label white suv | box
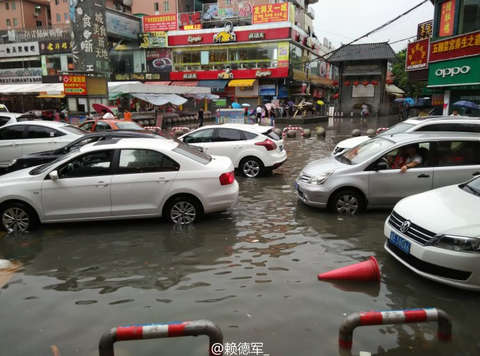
[333,116,480,155]
[180,124,287,178]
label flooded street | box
[0,116,479,356]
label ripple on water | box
[195,295,236,303]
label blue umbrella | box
[404,97,415,106]
[453,100,479,110]
[232,102,242,108]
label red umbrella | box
[92,103,116,115]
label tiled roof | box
[328,42,396,63]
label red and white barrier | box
[282,126,305,137]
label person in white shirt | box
[400,145,422,173]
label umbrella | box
[92,103,116,115]
[393,98,405,103]
[453,100,479,109]
[404,97,415,105]
[232,102,242,108]
[241,103,250,107]
[287,101,295,106]
[317,100,325,105]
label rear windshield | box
[338,137,395,165]
[173,142,212,165]
[62,125,87,135]
[263,129,280,141]
[378,122,415,136]
[115,121,143,130]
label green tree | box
[392,49,426,98]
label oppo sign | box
[435,65,471,78]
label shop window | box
[36,21,42,27]
[163,0,169,11]
[5,2,9,10]
[459,0,480,34]
[6,19,11,27]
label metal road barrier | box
[98,320,224,356]
[339,308,452,351]
[282,126,305,137]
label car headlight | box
[309,172,334,185]
[427,234,480,253]
[8,159,17,167]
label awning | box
[198,80,228,90]
[37,93,65,98]
[228,79,256,87]
[145,81,171,85]
[385,84,405,95]
[170,81,198,86]
[132,93,187,106]
[108,82,211,95]
[0,83,64,94]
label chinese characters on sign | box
[178,12,202,30]
[430,31,480,62]
[143,14,177,32]
[417,20,433,40]
[439,0,455,37]
[0,42,39,57]
[63,75,87,95]
[406,38,429,71]
[252,3,288,24]
[39,40,71,54]
[71,0,109,73]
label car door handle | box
[473,172,480,176]
[417,174,430,178]
[96,181,109,187]
[158,177,169,183]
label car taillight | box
[219,171,235,185]
[255,138,277,151]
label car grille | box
[387,241,472,281]
[389,211,436,245]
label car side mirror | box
[49,170,59,181]
[374,161,389,171]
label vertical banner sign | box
[417,20,433,40]
[252,3,289,24]
[71,0,109,73]
[439,0,455,37]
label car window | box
[0,125,25,140]
[339,137,395,165]
[80,121,94,131]
[62,125,87,135]
[115,121,143,130]
[94,122,111,132]
[262,129,279,141]
[374,142,432,170]
[26,125,63,138]
[0,116,11,127]
[117,149,179,174]
[183,128,214,143]
[215,128,244,142]
[57,150,114,178]
[173,142,212,165]
[434,141,480,167]
[378,122,415,136]
[244,131,258,140]
[416,123,480,133]
[67,136,102,151]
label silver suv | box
[297,132,480,214]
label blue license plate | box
[390,231,411,254]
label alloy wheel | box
[2,207,30,232]
[242,160,261,178]
[335,194,359,215]
[170,201,197,224]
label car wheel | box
[330,189,365,215]
[240,157,264,178]
[166,196,202,225]
[0,202,38,232]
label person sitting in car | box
[400,145,422,173]
[387,148,406,169]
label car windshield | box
[338,137,395,165]
[462,177,480,197]
[115,121,143,130]
[173,142,212,165]
[378,122,415,136]
[29,150,78,175]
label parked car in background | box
[179,124,287,178]
[79,119,144,132]
[4,130,166,173]
[0,138,238,231]
[296,132,480,214]
[0,121,85,168]
[384,176,480,291]
[333,116,480,155]
[0,113,22,127]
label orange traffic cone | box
[317,256,380,282]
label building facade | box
[0,0,50,30]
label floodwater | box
[0,116,479,356]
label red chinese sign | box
[178,12,202,30]
[430,30,480,62]
[63,75,87,96]
[170,67,289,81]
[406,38,429,71]
[143,14,177,32]
[417,20,433,40]
[439,0,455,37]
[252,3,289,24]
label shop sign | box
[0,68,42,84]
[147,49,172,73]
[139,32,167,48]
[178,12,202,30]
[429,30,480,62]
[8,28,69,42]
[113,73,169,81]
[259,84,276,96]
[183,73,197,79]
[249,32,265,41]
[255,70,271,78]
[170,67,289,81]
[39,40,71,54]
[63,75,87,95]
[417,20,433,40]
[428,56,480,87]
[252,3,289,24]
[439,0,455,37]
[406,38,429,71]
[213,22,236,43]
[218,68,234,79]
[0,42,39,57]
[188,35,203,44]
[143,14,177,32]
[106,11,141,40]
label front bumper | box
[384,219,480,291]
[295,180,330,208]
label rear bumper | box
[203,181,239,214]
[266,157,287,170]
[263,150,288,170]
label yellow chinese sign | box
[252,3,288,24]
[439,0,455,37]
[417,20,433,40]
[277,42,289,67]
[39,40,71,54]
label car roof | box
[381,131,480,144]
[79,137,178,153]
[404,115,480,125]
[2,120,71,128]
[82,130,160,138]
[0,112,21,119]
[199,123,272,134]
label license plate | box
[279,145,284,151]
[389,231,411,254]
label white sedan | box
[180,124,287,178]
[384,176,480,290]
[0,138,238,231]
[0,121,85,167]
